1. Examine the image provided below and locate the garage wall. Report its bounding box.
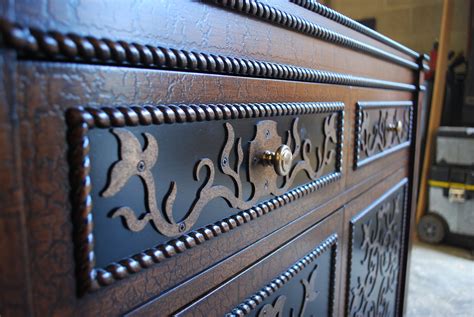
[322,0,470,55]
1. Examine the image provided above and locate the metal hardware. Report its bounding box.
[260,145,293,176]
[387,120,403,133]
[100,116,339,237]
[448,187,466,203]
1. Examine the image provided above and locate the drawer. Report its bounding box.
[67,101,345,294]
[353,100,413,169]
[173,208,343,316]
[343,177,409,317]
[345,100,413,189]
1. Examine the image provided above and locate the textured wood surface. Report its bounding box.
[0,1,424,316]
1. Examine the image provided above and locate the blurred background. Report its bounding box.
[321,0,469,54]
[322,1,474,316]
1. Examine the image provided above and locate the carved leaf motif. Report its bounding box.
[220,123,244,198]
[257,296,287,317]
[102,129,158,197]
[102,115,339,236]
[359,107,410,160]
[101,128,181,236]
[349,193,403,317]
[299,265,320,316]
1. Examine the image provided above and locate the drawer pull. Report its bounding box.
[260,144,293,176]
[387,120,403,133]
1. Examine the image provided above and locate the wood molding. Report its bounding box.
[0,18,418,92]
[66,102,344,295]
[346,179,408,316]
[208,0,418,70]
[290,0,419,59]
[227,233,338,316]
[354,101,413,169]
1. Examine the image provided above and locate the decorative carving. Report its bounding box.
[298,265,320,316]
[290,0,419,60]
[0,18,417,91]
[354,101,413,169]
[257,296,287,317]
[227,234,338,317]
[208,0,418,70]
[66,102,343,294]
[347,182,407,317]
[102,114,339,236]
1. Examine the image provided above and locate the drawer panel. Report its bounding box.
[353,101,412,169]
[67,101,344,294]
[174,209,342,316]
[345,178,408,317]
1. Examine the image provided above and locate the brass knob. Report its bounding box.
[260,144,293,176]
[387,120,403,133]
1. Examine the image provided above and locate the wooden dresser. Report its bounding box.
[0,1,428,316]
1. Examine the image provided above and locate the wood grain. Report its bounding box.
[0,1,423,315]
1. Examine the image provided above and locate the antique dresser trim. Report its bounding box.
[208,0,418,70]
[227,233,338,317]
[66,102,344,295]
[346,179,408,316]
[0,18,417,91]
[354,101,413,169]
[290,0,420,60]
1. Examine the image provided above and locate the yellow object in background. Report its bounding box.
[428,180,474,191]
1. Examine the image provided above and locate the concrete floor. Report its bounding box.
[406,241,474,316]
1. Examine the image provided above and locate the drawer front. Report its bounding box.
[67,101,344,294]
[174,209,342,316]
[346,179,408,317]
[354,101,413,169]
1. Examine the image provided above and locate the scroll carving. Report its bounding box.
[228,234,338,317]
[67,102,343,293]
[355,101,412,168]
[359,109,409,157]
[257,296,287,317]
[257,266,321,317]
[348,185,406,317]
[298,265,320,316]
[102,115,339,236]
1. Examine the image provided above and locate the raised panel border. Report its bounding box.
[66,101,344,295]
[0,18,418,92]
[227,233,338,316]
[354,101,413,169]
[290,0,428,64]
[346,178,408,316]
[207,0,418,70]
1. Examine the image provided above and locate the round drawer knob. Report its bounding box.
[261,144,293,176]
[387,120,403,133]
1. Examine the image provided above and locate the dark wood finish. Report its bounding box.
[354,100,413,169]
[207,0,418,70]
[290,0,419,59]
[131,166,408,317]
[0,1,425,316]
[173,210,342,317]
[345,179,408,316]
[68,101,343,294]
[401,54,429,316]
[0,49,33,317]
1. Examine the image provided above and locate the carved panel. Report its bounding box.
[227,234,338,317]
[66,102,344,294]
[354,101,413,169]
[347,180,407,317]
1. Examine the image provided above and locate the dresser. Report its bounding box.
[0,1,427,316]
